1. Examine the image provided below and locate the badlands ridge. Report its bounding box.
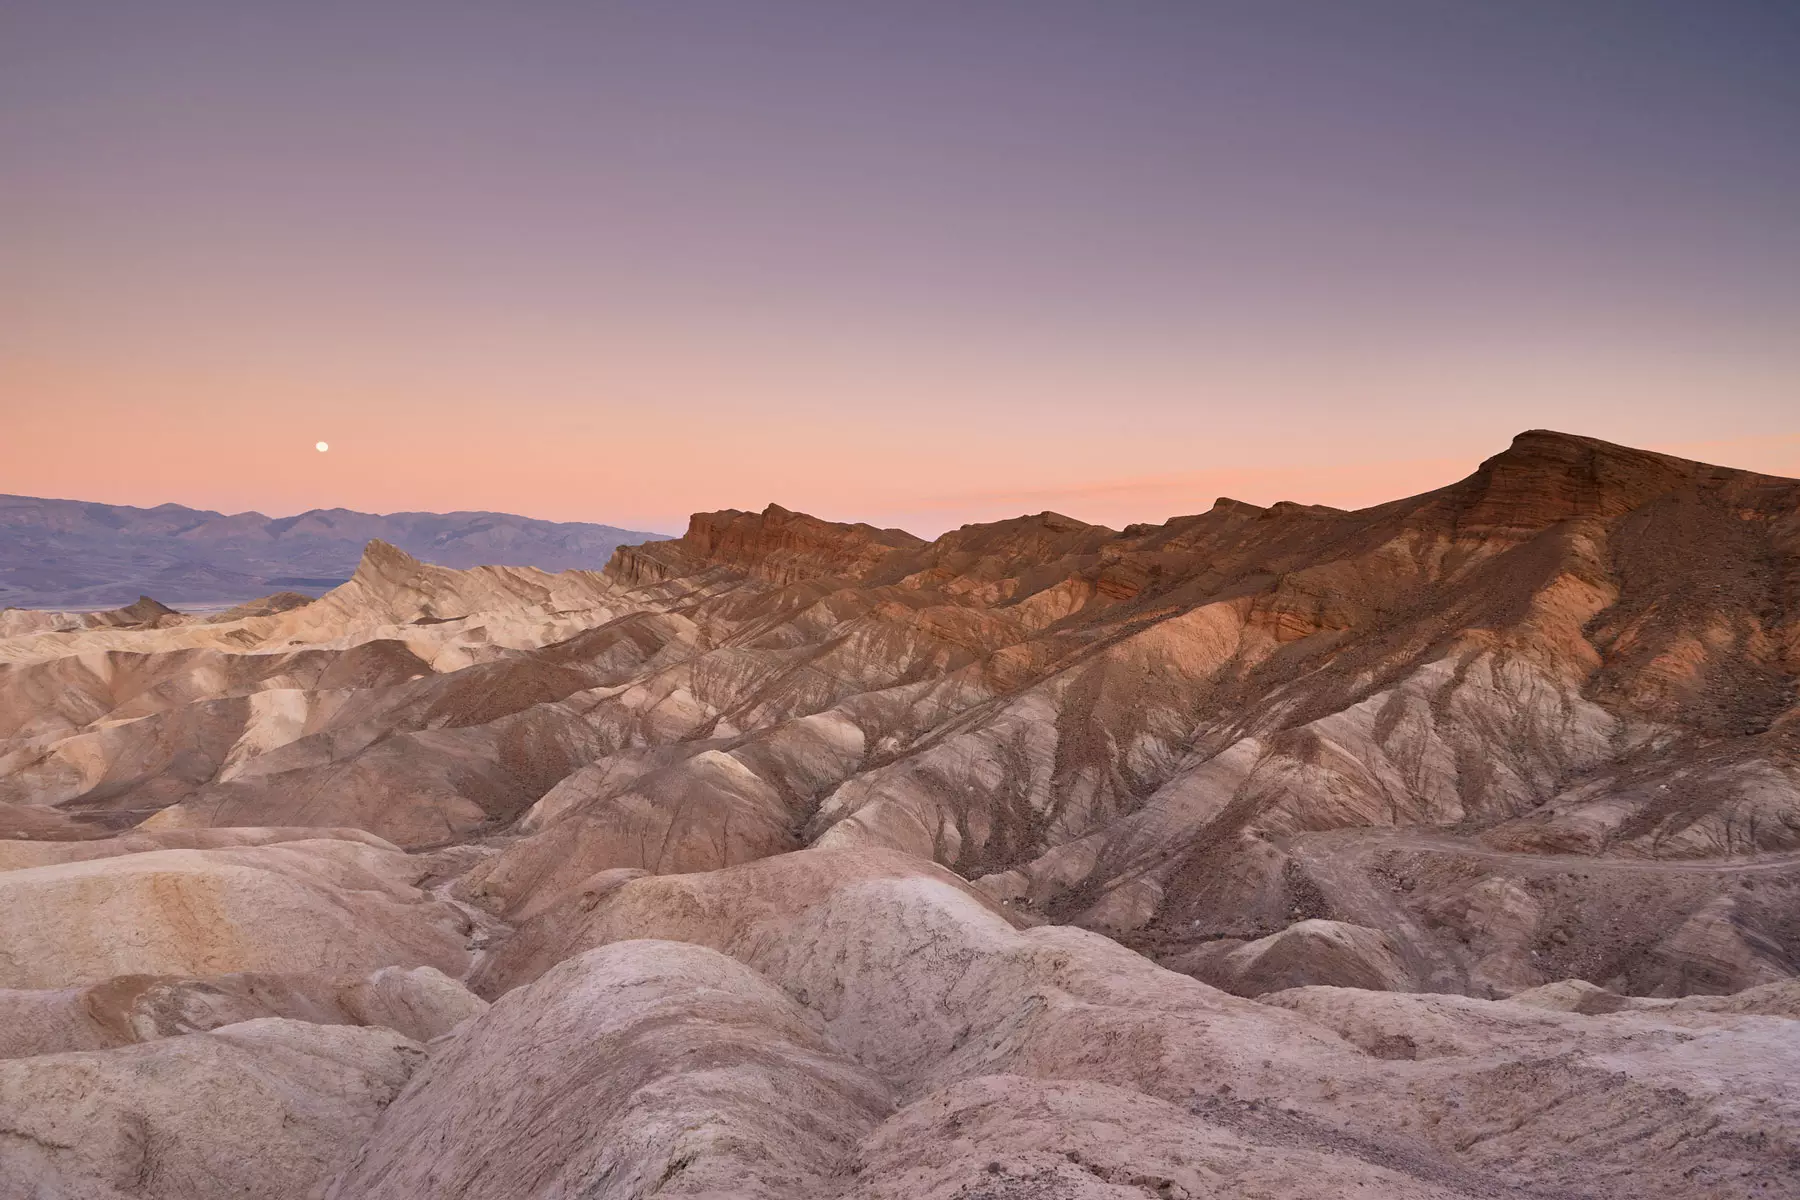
[1,430,1797,1198]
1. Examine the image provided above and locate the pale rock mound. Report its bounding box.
[0,826,399,872]
[853,1075,1477,1200]
[1167,919,1416,996]
[475,847,1800,1198]
[0,965,486,1060]
[1508,976,1800,1019]
[0,596,185,638]
[327,940,895,1199]
[0,1018,423,1200]
[0,840,470,989]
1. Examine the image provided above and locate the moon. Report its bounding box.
[315,441,330,453]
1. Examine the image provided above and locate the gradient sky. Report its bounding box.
[3,1,1797,536]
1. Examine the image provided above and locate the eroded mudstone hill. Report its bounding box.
[1,430,1797,1198]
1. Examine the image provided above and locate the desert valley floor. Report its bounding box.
[2,430,1798,1199]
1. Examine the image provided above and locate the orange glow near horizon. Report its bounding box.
[5,5,1798,538]
[6,333,1798,538]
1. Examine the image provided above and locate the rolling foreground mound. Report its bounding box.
[1,430,1797,1197]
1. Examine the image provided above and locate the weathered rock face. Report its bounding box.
[0,595,187,638]
[0,838,473,989]
[449,849,1800,1199]
[633,503,928,587]
[0,430,1797,1198]
[1168,919,1417,995]
[328,940,898,1200]
[0,1019,425,1200]
[0,965,485,1060]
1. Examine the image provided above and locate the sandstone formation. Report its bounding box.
[0,430,1796,1196]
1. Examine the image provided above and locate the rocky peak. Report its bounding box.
[1446,429,1707,535]
[657,503,927,586]
[113,595,181,625]
[1209,497,1267,516]
[914,511,1114,578]
[349,539,430,594]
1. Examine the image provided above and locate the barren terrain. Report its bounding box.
[2,430,1797,1198]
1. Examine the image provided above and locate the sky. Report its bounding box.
[3,1,1797,537]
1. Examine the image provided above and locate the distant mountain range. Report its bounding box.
[0,493,670,609]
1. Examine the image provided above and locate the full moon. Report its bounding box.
[315,441,329,453]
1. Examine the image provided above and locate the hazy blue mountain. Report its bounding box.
[0,493,670,610]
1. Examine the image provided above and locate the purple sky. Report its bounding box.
[3,2,1797,534]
